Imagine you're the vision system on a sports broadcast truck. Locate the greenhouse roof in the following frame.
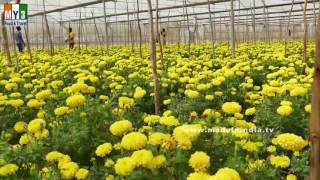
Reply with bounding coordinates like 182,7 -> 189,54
2,0 -> 319,25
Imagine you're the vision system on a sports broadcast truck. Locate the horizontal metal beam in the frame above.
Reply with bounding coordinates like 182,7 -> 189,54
60,0 -> 229,23
29,0 -> 114,17
60,0 -> 315,23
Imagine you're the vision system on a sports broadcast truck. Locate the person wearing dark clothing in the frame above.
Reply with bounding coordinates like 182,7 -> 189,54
15,26 -> 25,52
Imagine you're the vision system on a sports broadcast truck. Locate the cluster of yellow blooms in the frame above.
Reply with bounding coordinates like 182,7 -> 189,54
272,133 -> 308,151
114,149 -> 166,176
46,151 -> 89,179
0,42 -> 314,179
0,164 -> 19,176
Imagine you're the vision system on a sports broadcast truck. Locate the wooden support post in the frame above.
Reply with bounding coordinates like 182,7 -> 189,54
207,0 -> 215,58
310,13 -> 320,180
11,27 -> 19,71
42,0 -> 54,56
24,27 -> 33,61
302,0 -> 308,73
252,0 -> 256,44
285,0 -> 294,58
147,0 -> 161,115
183,0 -> 191,54
125,0 -> 134,52
103,0 -> 109,51
1,13 -> 11,66
156,0 -> 164,65
78,9 -> 82,53
230,0 -> 235,56
136,0 -> 143,58
91,11 -> 103,53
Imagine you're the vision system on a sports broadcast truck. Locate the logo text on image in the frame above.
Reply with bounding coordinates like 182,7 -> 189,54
4,3 -> 28,27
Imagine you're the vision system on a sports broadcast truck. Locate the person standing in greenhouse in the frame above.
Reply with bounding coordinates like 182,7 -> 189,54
66,27 -> 76,49
15,26 -> 25,52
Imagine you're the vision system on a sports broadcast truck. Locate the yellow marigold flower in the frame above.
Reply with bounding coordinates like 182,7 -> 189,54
27,118 -> 46,133
46,151 -> 65,162
60,162 -> 79,179
205,95 -> 214,101
131,149 -> 153,167
109,120 -> 132,136
66,94 -> 86,108
215,167 -> 240,180
0,164 -> 19,176
280,101 -> 292,106
19,134 -> 31,145
54,106 -> 71,116
146,155 -> 166,170
305,104 -> 311,113
148,132 -> 170,146
114,157 -> 136,176
286,174 -> 297,180
14,121 -> 27,133
144,115 -> 160,124
35,90 -> 52,101
8,99 -> 24,108
95,143 -> 113,157
234,113 -> 243,119
245,107 -> 256,116
222,102 -> 242,114
277,105 -> 293,116
290,86 -> 307,97
75,168 -> 89,180
270,155 -> 290,168
159,116 -> 180,126
27,99 -> 45,108
247,159 -> 264,173
133,87 -> 146,99
163,99 -> 172,105
267,145 -> 276,153
118,97 -> 134,109
104,159 -> 114,168
272,133 -> 308,151
99,95 -> 109,101
212,79 -> 222,86
237,140 -> 262,152
185,90 -> 199,98
188,151 -> 210,172
163,110 -> 172,117
121,132 -> 147,150
187,172 -> 210,180
105,175 -> 114,180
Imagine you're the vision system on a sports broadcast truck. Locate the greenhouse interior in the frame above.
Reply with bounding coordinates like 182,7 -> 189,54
0,0 -> 320,179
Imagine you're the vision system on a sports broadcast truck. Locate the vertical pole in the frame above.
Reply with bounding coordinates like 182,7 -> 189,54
156,0 -> 164,65
183,0 -> 191,54
146,0 -> 161,115
24,26 -> 32,61
285,0 -> 294,58
103,0 -> 109,52
91,11 -> 103,53
207,0 -> 215,58
1,13 -> 11,66
42,0 -> 54,56
78,9 -> 81,53
230,0 -> 235,56
125,0 -> 134,52
11,27 -> 19,71
302,0 -> 308,73
252,0 -> 256,44
136,0 -> 142,58
310,13 -> 320,180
